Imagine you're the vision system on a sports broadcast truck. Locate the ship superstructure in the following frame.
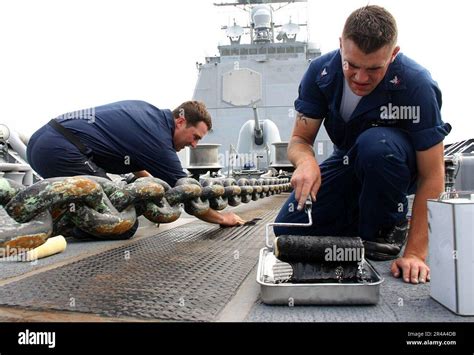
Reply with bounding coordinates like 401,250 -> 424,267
191,0 -> 333,174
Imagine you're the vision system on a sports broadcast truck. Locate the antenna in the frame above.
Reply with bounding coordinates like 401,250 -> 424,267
276,20 -> 300,42
225,20 -> 245,44
216,1 -> 309,45
214,1 -> 307,6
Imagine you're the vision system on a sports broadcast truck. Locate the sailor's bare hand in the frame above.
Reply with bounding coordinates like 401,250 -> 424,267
219,212 -> 246,227
391,254 -> 430,284
291,158 -> 321,210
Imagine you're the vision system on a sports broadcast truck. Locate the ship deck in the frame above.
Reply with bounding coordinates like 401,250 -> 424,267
0,193 -> 472,323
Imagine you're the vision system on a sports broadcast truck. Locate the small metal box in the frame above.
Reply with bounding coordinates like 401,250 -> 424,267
428,192 -> 474,316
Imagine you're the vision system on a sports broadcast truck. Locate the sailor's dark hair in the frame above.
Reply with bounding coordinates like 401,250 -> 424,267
172,101 -> 212,130
342,5 -> 398,54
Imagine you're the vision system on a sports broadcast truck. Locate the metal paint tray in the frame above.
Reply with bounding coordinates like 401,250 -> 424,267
257,248 -> 383,305
257,199 -> 383,305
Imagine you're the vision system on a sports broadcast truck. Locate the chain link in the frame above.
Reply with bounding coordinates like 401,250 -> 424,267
0,175 -> 291,257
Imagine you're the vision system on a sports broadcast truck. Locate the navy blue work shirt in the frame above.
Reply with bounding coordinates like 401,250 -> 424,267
295,50 -> 451,151
57,100 -> 187,186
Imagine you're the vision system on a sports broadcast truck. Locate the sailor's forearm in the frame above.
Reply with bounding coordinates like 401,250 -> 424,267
195,208 -> 224,224
194,209 -> 245,227
133,170 -> 152,178
288,112 -> 320,167
288,137 -> 317,167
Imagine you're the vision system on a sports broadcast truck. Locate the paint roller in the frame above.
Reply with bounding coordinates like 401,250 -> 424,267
274,235 -> 364,283
275,235 -> 364,263
23,235 -> 67,262
269,198 -> 364,282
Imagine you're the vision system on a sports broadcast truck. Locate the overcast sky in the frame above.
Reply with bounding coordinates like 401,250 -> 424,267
0,0 -> 472,144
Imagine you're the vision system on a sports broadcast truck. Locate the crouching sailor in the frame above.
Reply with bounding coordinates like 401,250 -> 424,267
273,5 -> 451,285
27,100 -> 245,241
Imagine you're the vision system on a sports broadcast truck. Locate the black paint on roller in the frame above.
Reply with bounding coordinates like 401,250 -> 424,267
275,235 -> 364,263
289,262 -> 360,283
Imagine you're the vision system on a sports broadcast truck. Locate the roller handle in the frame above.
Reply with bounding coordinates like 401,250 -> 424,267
265,197 -> 313,249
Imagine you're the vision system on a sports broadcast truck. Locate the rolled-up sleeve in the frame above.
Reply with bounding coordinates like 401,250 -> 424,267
405,78 -> 451,151
294,63 -> 329,119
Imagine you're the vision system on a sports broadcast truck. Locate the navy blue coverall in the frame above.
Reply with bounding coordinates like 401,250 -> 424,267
27,100 -> 187,240
274,50 -> 451,242
27,100 -> 187,187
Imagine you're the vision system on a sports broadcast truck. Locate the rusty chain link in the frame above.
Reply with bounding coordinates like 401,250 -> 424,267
0,175 -> 291,257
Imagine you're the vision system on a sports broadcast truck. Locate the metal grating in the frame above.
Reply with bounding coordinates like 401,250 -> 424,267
0,201 -> 282,321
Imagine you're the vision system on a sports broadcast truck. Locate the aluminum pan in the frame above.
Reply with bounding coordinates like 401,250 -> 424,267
257,248 -> 384,305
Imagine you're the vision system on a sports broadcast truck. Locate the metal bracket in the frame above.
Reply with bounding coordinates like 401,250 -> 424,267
265,196 -> 312,249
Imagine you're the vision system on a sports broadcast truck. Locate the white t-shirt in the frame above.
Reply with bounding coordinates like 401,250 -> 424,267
339,79 -> 363,122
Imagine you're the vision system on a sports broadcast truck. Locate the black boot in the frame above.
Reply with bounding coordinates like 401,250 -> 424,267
363,220 -> 409,261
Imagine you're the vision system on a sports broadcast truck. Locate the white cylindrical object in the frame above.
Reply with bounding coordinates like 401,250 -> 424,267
24,235 -> 67,262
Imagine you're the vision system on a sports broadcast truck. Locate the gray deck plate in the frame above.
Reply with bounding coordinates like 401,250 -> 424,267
247,259 -> 474,322
0,199 -> 281,321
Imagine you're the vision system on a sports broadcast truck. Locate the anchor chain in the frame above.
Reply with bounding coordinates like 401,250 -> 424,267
0,175 -> 291,257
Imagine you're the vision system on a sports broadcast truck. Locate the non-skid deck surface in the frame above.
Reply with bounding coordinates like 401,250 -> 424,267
0,197 -> 284,321
247,259 -> 474,322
